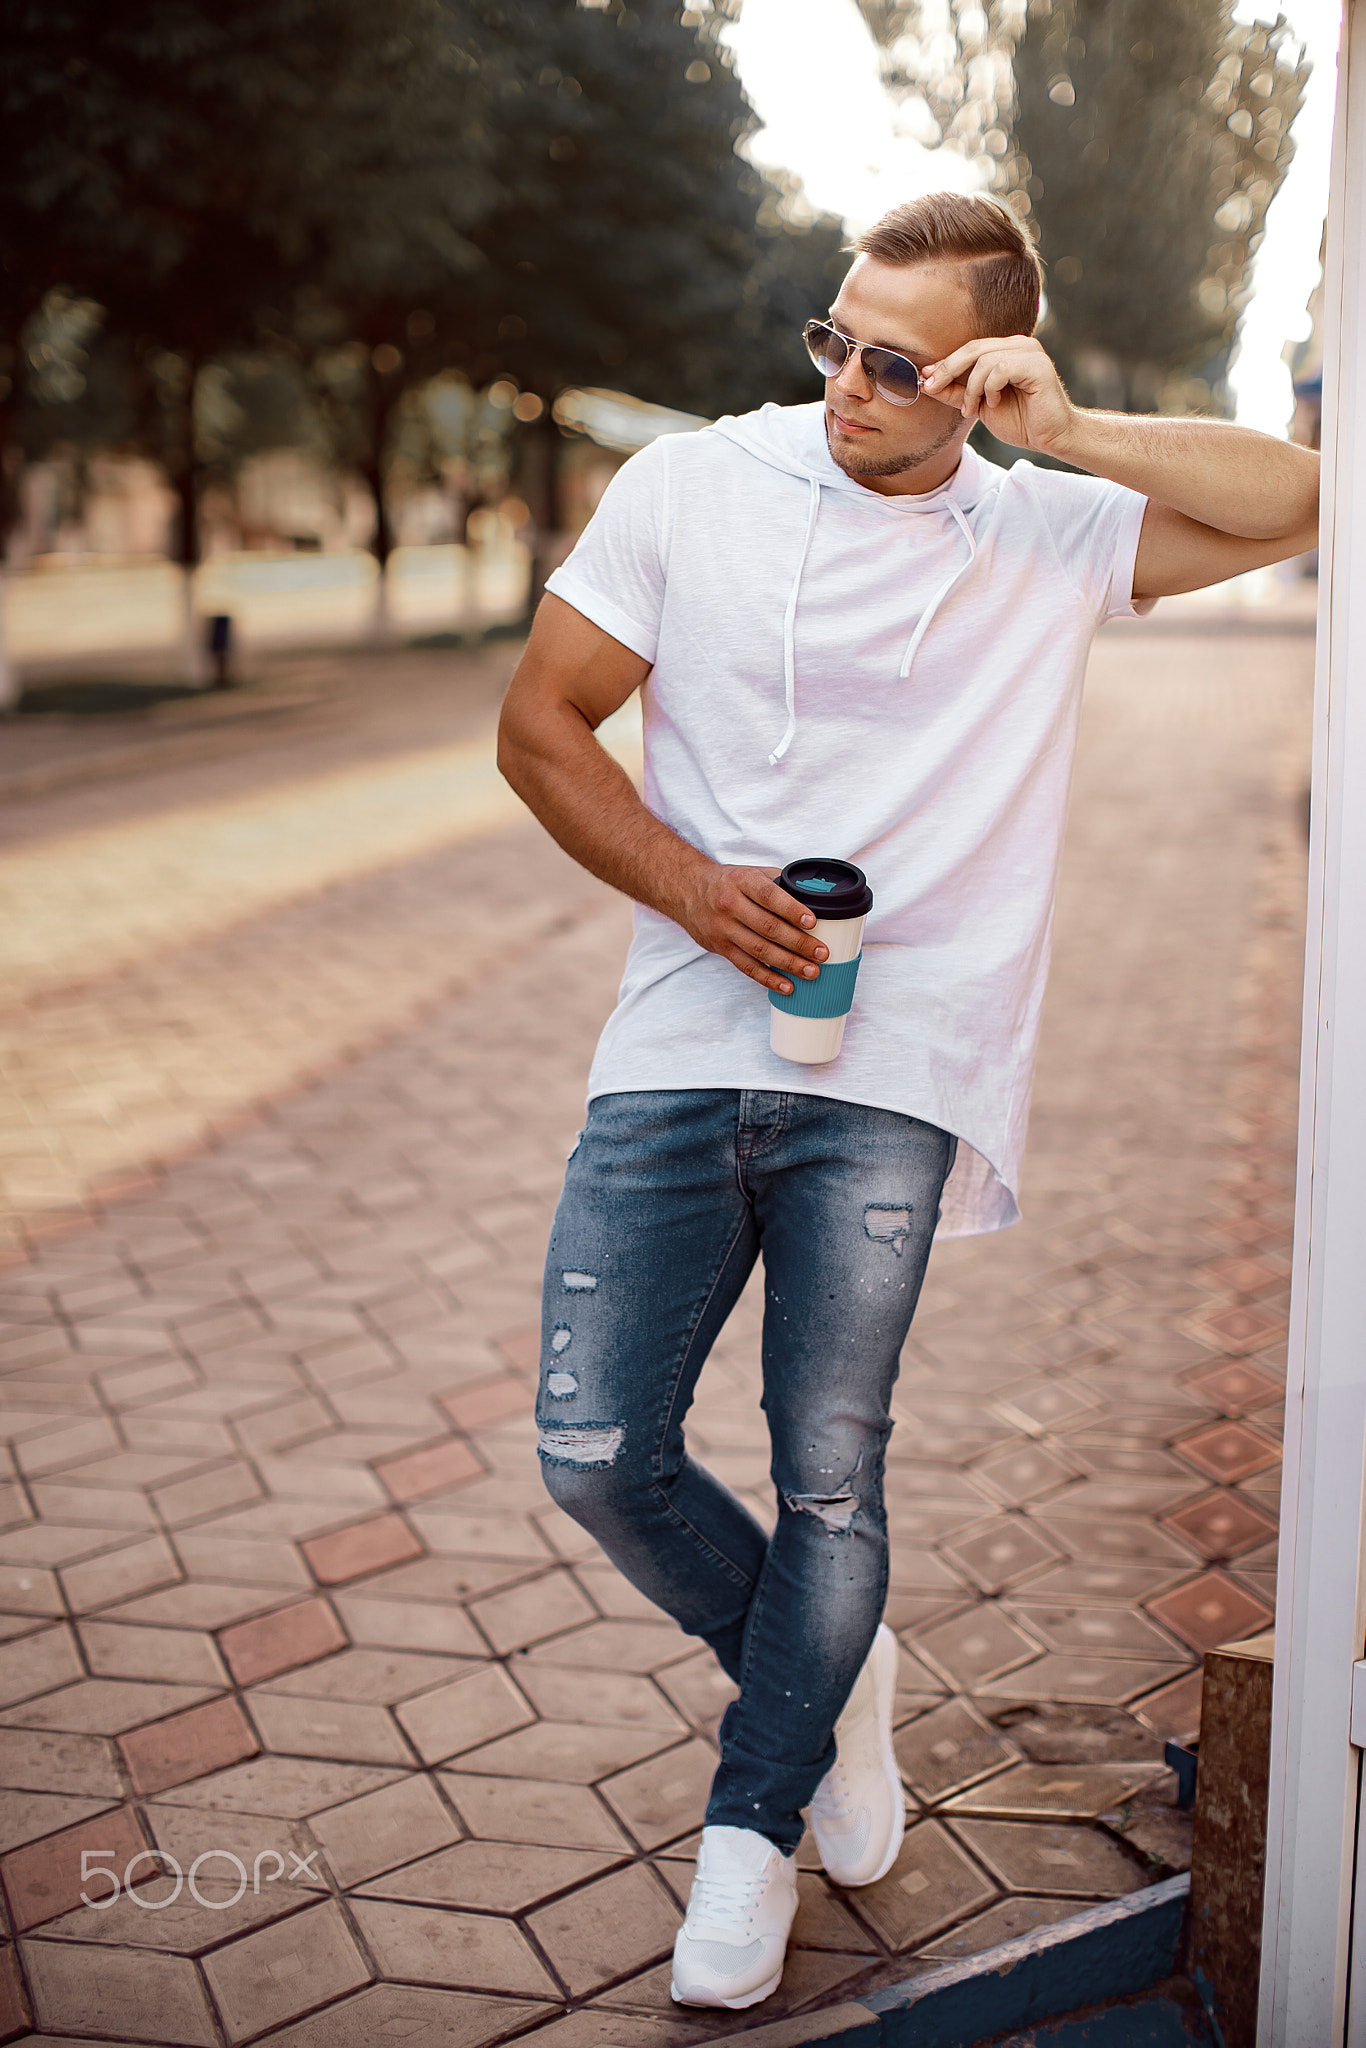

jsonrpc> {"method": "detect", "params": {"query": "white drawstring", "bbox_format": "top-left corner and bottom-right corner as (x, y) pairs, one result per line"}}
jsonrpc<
(767, 479), (979, 765)
(768, 474), (821, 766)
(897, 497), (978, 679)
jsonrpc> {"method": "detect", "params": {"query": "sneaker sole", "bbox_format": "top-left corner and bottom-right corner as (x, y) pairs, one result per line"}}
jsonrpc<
(821, 1624), (906, 1888)
(670, 1969), (784, 2010)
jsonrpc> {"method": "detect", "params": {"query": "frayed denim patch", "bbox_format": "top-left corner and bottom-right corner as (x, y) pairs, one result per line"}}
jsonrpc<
(537, 1423), (623, 1466)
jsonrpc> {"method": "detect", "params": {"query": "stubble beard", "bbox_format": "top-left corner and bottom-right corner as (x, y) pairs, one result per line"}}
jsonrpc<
(825, 408), (964, 479)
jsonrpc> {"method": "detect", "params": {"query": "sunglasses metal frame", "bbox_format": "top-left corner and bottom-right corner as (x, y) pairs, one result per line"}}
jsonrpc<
(803, 319), (923, 407)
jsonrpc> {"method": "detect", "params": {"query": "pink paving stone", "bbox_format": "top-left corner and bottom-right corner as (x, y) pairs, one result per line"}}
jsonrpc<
(1145, 1571), (1275, 1656)
(0, 1942), (28, 2040)
(375, 1437), (483, 1504)
(1162, 1490), (1277, 1560)
(218, 1596), (347, 1686)
(301, 1512), (424, 1587)
(441, 1377), (536, 1433)
(1134, 1669), (1206, 1743)
(118, 1693), (259, 1796)
(1180, 1358), (1285, 1414)
(1184, 1301), (1290, 1356)
(494, 1327), (541, 1373)
(1173, 1420), (1281, 1485)
(1, 1801), (149, 1931)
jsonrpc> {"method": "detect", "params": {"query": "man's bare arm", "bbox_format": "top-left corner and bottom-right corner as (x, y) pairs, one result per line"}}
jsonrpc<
(922, 337), (1319, 601)
(497, 594), (827, 995)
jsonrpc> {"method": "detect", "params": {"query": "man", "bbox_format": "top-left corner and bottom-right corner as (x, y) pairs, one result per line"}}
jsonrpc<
(497, 193), (1318, 2010)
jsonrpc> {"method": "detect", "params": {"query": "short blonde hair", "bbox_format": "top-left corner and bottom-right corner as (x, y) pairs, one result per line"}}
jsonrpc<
(856, 194), (1043, 337)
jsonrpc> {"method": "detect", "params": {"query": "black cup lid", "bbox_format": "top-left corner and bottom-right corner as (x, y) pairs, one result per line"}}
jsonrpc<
(777, 858), (873, 920)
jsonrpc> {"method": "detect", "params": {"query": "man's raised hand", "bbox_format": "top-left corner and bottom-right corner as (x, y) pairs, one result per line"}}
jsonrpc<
(921, 336), (1074, 455)
(668, 863), (828, 996)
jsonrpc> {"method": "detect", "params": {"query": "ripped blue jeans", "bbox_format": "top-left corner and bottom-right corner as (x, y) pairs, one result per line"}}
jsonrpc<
(536, 1088), (955, 1853)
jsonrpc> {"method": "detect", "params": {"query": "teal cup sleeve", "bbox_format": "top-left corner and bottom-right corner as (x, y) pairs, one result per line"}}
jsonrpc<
(769, 954), (861, 1019)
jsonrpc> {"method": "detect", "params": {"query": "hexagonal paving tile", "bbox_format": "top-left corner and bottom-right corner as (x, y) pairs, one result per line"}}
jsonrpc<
(438, 1773), (632, 1851)
(844, 1819), (997, 1951)
(262, 1983), (555, 2048)
(526, 1862), (681, 1998)
(950, 1817), (1148, 1896)
(349, 1895), (558, 1997)
(939, 1519), (1063, 1594)
(941, 1761), (1164, 1819)
(598, 1739), (720, 1849)
(357, 1838), (622, 1912)
(893, 1698), (1020, 1804)
(1145, 1571), (1274, 1655)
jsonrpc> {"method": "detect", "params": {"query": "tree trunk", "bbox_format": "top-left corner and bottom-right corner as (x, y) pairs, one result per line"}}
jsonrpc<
(0, 573), (15, 714)
(517, 411), (567, 618)
(362, 373), (399, 643)
(0, 393), (23, 710)
(361, 454), (393, 641)
(167, 367), (207, 686)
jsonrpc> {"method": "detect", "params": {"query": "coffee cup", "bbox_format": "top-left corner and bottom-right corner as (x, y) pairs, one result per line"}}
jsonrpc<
(768, 858), (873, 1064)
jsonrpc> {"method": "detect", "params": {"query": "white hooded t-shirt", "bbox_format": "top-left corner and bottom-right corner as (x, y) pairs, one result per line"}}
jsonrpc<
(545, 400), (1148, 1236)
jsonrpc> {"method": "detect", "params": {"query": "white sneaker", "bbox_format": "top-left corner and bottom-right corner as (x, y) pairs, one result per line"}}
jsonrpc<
(809, 1623), (904, 1886)
(670, 1824), (799, 2009)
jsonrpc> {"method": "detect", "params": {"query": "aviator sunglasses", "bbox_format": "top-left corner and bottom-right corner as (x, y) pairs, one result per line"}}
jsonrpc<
(803, 318), (923, 406)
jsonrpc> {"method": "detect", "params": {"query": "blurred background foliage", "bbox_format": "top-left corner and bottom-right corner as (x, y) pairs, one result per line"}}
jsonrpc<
(0, 0), (1310, 591)
(856, 0), (1308, 414)
(0, 0), (848, 580)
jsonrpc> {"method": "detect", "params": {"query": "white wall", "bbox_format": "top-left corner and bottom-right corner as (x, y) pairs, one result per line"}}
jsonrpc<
(1259, 2), (1366, 2040)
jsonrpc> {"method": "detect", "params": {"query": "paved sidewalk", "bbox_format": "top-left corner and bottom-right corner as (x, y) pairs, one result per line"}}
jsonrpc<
(0, 617), (1308, 2045)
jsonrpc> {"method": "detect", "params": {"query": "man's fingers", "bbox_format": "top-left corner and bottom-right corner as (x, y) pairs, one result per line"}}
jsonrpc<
(737, 908), (826, 968)
(728, 880), (827, 963)
(729, 922), (821, 979)
(722, 944), (799, 995)
(746, 874), (820, 931)
(695, 863), (836, 992)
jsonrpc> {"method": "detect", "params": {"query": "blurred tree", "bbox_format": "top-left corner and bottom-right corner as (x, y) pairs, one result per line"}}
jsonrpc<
(460, 0), (846, 415)
(1013, 1), (1308, 410)
(0, 0), (848, 677)
(856, 0), (1022, 169)
(854, 0), (1307, 414)
(297, 0), (848, 614)
(0, 0), (496, 671)
(448, 0), (849, 591)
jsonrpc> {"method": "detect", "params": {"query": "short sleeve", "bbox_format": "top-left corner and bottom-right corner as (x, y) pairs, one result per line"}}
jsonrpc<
(544, 435), (672, 663)
(1021, 467), (1150, 622)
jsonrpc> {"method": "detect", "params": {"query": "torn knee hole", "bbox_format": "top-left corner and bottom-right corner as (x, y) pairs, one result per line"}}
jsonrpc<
(546, 1371), (578, 1398)
(864, 1204), (912, 1255)
(561, 1270), (597, 1292)
(537, 1422), (623, 1466)
(785, 1490), (860, 1534)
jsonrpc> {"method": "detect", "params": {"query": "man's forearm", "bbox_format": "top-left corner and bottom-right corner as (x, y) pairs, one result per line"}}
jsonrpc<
(1048, 403), (1310, 536)
(499, 701), (705, 918)
(1050, 409), (1318, 542)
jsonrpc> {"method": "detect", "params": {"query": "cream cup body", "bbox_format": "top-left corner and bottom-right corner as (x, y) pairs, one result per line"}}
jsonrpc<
(769, 912), (867, 1064)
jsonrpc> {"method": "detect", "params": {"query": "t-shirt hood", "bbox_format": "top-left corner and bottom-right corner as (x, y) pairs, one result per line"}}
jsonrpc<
(703, 402), (994, 763)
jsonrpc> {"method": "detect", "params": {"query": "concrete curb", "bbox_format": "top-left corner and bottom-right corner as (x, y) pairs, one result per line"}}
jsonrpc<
(727, 1876), (1192, 2048)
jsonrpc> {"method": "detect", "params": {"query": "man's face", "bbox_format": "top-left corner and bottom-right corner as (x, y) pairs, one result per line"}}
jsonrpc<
(823, 255), (979, 492)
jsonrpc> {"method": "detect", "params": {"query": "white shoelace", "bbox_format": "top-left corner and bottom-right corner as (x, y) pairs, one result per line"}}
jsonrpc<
(812, 1762), (854, 1822)
(688, 1866), (769, 1932)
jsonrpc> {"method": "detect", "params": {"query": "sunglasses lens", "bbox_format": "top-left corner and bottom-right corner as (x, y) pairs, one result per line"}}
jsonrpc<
(870, 350), (920, 406)
(804, 321), (848, 378)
